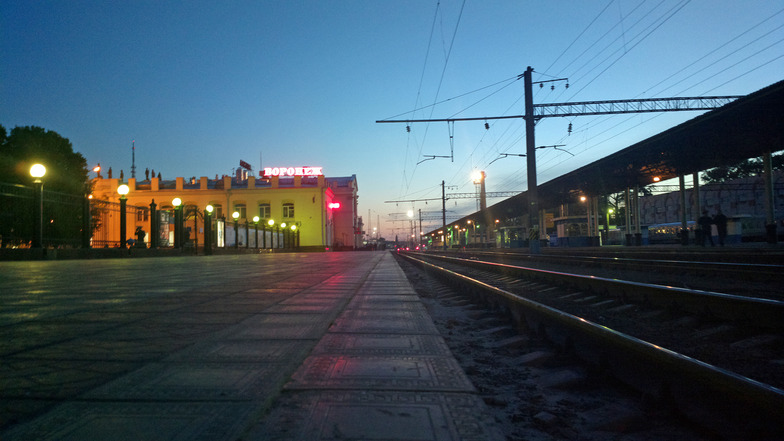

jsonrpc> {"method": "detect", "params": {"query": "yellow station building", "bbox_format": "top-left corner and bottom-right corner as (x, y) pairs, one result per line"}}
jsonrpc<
(90, 168), (361, 250)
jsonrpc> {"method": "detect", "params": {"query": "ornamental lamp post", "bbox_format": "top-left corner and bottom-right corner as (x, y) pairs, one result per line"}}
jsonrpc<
(291, 224), (298, 250)
(204, 204), (213, 255)
(245, 217), (250, 249)
(172, 197), (182, 248)
(30, 164), (46, 248)
(253, 216), (260, 249)
(118, 184), (130, 248)
(232, 211), (240, 248)
(267, 219), (274, 249)
(281, 222), (287, 249)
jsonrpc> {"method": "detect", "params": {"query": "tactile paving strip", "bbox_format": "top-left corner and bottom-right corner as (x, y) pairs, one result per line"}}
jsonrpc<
(327, 311), (439, 335)
(312, 334), (451, 356)
(286, 355), (475, 392)
(245, 390), (505, 441)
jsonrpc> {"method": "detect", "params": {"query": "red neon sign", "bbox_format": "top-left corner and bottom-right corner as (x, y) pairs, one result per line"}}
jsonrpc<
(328, 202), (341, 209)
(262, 166), (323, 177)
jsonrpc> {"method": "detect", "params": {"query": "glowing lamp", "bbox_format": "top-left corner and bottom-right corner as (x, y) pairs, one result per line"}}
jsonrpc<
(172, 197), (182, 207)
(117, 184), (130, 196)
(268, 219), (275, 226)
(280, 222), (287, 228)
(653, 176), (661, 182)
(232, 211), (239, 220)
(406, 210), (413, 218)
(93, 165), (101, 173)
(30, 163), (46, 179)
(205, 204), (214, 213)
(253, 215), (260, 223)
(580, 196), (587, 202)
(290, 225), (297, 231)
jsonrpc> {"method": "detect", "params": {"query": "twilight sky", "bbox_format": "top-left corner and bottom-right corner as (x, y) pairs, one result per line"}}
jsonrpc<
(2, 0), (782, 239)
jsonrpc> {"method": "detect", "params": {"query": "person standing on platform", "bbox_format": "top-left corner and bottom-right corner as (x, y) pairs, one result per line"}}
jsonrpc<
(698, 210), (715, 247)
(713, 209), (728, 246)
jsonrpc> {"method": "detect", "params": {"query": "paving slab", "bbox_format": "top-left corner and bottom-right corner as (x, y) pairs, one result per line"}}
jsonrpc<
(246, 391), (503, 441)
(0, 252), (504, 440)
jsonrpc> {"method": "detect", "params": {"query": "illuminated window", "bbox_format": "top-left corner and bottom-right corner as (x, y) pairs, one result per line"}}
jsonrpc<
(283, 202), (294, 218)
(234, 204), (247, 219)
(258, 203), (271, 219)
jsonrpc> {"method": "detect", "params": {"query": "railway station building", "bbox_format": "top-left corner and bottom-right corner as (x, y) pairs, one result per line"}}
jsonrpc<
(89, 168), (361, 250)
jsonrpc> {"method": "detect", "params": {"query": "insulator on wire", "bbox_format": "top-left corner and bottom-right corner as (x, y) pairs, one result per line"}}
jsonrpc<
(551, 84), (555, 91)
(484, 122), (490, 130)
(406, 125), (410, 132)
(539, 83), (543, 88)
(568, 122), (573, 135)
(565, 82), (569, 89)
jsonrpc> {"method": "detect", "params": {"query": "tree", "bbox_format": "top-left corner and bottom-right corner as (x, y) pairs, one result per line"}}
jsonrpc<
(702, 153), (784, 184)
(0, 125), (89, 194)
(0, 125), (91, 247)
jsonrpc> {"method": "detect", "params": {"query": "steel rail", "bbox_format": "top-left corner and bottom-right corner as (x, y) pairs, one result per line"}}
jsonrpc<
(446, 249), (784, 280)
(398, 252), (784, 440)
(419, 253), (784, 329)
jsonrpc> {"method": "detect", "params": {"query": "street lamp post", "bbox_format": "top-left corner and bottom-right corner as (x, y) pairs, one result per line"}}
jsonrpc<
(253, 216), (260, 249)
(232, 211), (239, 248)
(281, 222), (287, 249)
(172, 197), (182, 248)
(30, 164), (46, 249)
(204, 205), (213, 255)
(291, 224), (298, 250)
(267, 219), (274, 249)
(118, 184), (130, 248)
(245, 218), (250, 249)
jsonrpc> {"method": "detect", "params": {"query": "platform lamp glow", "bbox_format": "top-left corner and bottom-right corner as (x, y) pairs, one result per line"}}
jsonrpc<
(117, 184), (130, 248)
(204, 205), (214, 255)
(30, 164), (46, 248)
(253, 216), (260, 249)
(232, 211), (239, 248)
(172, 197), (182, 248)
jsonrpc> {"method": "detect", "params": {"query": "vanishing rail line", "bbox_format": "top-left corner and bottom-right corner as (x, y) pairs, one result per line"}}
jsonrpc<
(398, 251), (784, 440)
(431, 249), (784, 285)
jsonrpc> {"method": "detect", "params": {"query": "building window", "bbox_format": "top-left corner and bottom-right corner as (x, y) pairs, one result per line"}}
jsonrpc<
(258, 203), (271, 219)
(234, 204), (247, 219)
(137, 208), (145, 222)
(283, 202), (294, 218)
(212, 204), (223, 219)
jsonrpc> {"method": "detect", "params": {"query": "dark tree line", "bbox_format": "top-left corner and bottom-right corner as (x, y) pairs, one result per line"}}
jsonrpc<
(702, 152), (784, 184)
(0, 125), (91, 247)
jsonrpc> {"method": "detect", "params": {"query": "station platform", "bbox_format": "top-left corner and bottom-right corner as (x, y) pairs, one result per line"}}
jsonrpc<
(0, 252), (504, 440)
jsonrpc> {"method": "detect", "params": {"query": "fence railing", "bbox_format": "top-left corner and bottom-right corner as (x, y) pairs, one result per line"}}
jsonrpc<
(0, 182), (88, 248)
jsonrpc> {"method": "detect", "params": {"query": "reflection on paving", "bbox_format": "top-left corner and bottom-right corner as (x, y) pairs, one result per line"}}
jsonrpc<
(1, 253), (503, 440)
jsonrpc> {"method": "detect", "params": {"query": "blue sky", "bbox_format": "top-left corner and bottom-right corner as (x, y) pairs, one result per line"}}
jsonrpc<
(2, 1), (782, 239)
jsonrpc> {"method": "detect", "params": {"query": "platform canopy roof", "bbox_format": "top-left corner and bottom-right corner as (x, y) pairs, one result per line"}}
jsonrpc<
(481, 79), (784, 222)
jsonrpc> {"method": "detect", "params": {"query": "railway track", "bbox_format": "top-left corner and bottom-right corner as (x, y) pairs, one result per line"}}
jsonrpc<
(429, 249), (784, 300)
(397, 251), (784, 440)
